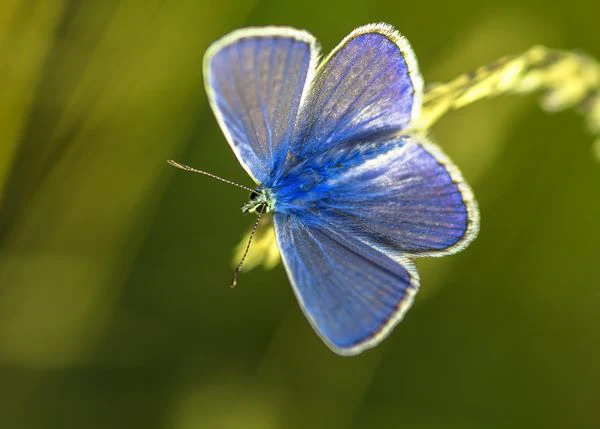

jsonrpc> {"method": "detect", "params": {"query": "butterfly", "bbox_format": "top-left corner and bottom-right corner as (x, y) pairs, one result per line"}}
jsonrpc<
(182, 23), (479, 356)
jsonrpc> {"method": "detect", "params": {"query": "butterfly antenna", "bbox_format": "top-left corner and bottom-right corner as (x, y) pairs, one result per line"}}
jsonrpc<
(167, 160), (255, 192)
(231, 206), (265, 288)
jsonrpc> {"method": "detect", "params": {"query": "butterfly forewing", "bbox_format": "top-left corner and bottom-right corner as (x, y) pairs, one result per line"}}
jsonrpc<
(274, 212), (419, 355)
(204, 28), (319, 183)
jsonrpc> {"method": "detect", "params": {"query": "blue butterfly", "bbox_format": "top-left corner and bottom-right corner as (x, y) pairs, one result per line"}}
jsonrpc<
(200, 23), (479, 355)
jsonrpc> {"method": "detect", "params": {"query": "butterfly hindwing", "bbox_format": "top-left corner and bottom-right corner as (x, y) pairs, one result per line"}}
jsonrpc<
(204, 27), (319, 183)
(314, 134), (479, 257)
(274, 212), (419, 355)
(292, 23), (423, 157)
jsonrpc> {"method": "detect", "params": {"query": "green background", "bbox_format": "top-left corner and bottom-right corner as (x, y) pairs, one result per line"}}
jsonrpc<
(1, 1), (599, 428)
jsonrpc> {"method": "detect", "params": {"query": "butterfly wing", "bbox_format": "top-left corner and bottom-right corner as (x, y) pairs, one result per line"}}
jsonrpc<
(204, 27), (319, 183)
(316, 134), (479, 257)
(292, 23), (422, 156)
(274, 212), (419, 356)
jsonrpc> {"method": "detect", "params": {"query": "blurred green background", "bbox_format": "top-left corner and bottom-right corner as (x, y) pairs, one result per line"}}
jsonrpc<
(1, 0), (599, 428)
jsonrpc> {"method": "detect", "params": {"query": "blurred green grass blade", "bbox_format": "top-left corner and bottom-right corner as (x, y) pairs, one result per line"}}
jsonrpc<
(0, 0), (255, 367)
(0, 0), (67, 200)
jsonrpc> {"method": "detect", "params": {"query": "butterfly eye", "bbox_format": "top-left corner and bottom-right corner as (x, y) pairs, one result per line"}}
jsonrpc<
(249, 191), (260, 201)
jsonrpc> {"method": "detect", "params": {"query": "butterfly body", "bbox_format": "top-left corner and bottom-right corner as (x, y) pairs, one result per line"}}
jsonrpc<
(247, 136), (399, 216)
(204, 23), (479, 355)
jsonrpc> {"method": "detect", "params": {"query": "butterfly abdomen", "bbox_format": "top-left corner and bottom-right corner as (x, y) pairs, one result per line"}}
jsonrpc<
(271, 139), (405, 214)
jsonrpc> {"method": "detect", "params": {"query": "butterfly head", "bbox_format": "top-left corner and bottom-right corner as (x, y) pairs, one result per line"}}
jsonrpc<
(241, 188), (274, 214)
